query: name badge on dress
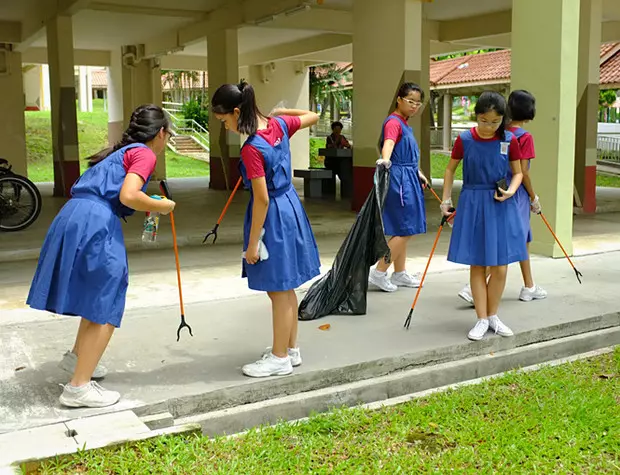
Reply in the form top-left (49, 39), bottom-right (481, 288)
top-left (500, 142), bottom-right (509, 155)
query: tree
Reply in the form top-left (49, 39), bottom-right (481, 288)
top-left (599, 89), bottom-right (618, 123)
top-left (434, 48), bottom-right (502, 62)
top-left (161, 70), bottom-right (201, 103)
top-left (309, 63), bottom-right (353, 122)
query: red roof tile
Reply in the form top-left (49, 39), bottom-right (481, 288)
top-left (429, 56), bottom-right (468, 84)
top-left (600, 48), bottom-right (620, 85)
top-left (91, 69), bottom-right (107, 88)
top-left (432, 50), bottom-right (511, 86)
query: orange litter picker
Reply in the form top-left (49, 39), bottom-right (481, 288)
top-left (203, 177), bottom-right (243, 244)
top-left (539, 212), bottom-right (583, 284)
top-left (159, 180), bottom-right (193, 341)
top-left (404, 209), bottom-right (455, 330)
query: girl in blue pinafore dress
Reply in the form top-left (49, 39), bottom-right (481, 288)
top-left (27, 105), bottom-right (175, 409)
top-left (211, 81), bottom-right (320, 379)
top-left (456, 90), bottom-right (547, 306)
top-left (368, 83), bottom-right (430, 293)
top-left (441, 91), bottom-right (528, 342)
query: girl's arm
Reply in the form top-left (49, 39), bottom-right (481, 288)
top-left (271, 108), bottom-right (319, 129)
top-left (120, 173), bottom-right (175, 214)
top-left (521, 160), bottom-right (537, 200)
top-left (441, 159), bottom-right (460, 215)
top-left (245, 177), bottom-right (270, 264)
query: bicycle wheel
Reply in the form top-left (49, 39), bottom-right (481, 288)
top-left (0, 174), bottom-right (42, 232)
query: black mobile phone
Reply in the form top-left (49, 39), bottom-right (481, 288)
top-left (495, 178), bottom-right (508, 196)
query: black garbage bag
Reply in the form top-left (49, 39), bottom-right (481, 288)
top-left (298, 167), bottom-right (390, 320)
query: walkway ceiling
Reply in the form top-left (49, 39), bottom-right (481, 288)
top-left (1, 0), bottom-right (620, 69)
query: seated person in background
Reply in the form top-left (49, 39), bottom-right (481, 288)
top-left (326, 121), bottom-right (351, 149)
top-left (324, 121), bottom-right (351, 179)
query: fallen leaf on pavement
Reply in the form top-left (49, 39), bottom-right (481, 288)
top-left (319, 324), bottom-right (331, 331)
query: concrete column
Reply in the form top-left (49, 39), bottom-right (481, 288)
top-left (207, 29), bottom-right (240, 190)
top-left (23, 65), bottom-right (41, 110)
top-left (47, 15), bottom-right (80, 197)
top-left (442, 93), bottom-right (452, 151)
top-left (0, 48), bottom-right (28, 177)
top-left (512, 0), bottom-right (580, 257)
top-left (574, 0), bottom-right (602, 214)
top-left (78, 66), bottom-right (93, 112)
top-left (121, 49), bottom-right (166, 179)
top-left (41, 64), bottom-right (51, 111)
top-left (352, 0), bottom-right (430, 211)
top-left (249, 61), bottom-right (310, 173)
top-left (107, 48), bottom-right (123, 145)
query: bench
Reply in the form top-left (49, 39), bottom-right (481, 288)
top-left (293, 168), bottom-right (336, 199)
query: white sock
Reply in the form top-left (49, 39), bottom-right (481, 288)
top-left (271, 353), bottom-right (289, 361)
top-left (527, 285), bottom-right (536, 291)
top-left (66, 383), bottom-right (89, 392)
top-left (487, 315), bottom-right (497, 320)
top-left (374, 269), bottom-right (387, 276)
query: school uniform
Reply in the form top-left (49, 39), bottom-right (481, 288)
top-left (447, 128), bottom-right (528, 267)
top-left (240, 116), bottom-right (320, 292)
top-left (379, 113), bottom-right (426, 237)
top-left (27, 143), bottom-right (155, 328)
top-left (508, 126), bottom-right (535, 243)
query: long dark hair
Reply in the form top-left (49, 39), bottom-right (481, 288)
top-left (86, 104), bottom-right (170, 167)
top-left (397, 82), bottom-right (425, 102)
top-left (211, 80), bottom-right (266, 135)
top-left (475, 91), bottom-right (507, 140)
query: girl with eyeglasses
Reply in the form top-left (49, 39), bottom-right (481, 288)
top-left (369, 82), bottom-right (430, 292)
top-left (441, 91), bottom-right (528, 341)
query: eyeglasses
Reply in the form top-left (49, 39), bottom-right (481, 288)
top-left (403, 98), bottom-right (423, 107)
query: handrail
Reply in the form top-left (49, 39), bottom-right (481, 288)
top-left (164, 108), bottom-right (210, 153)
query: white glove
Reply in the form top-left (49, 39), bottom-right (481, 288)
top-left (242, 228), bottom-right (269, 261)
top-left (375, 158), bottom-right (392, 169)
top-left (530, 195), bottom-right (542, 215)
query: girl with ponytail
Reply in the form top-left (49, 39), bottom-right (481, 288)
top-left (27, 104), bottom-right (175, 408)
top-left (211, 80), bottom-right (320, 378)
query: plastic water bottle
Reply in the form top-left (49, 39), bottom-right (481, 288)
top-left (142, 195), bottom-right (162, 243)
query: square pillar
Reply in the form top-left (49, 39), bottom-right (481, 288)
top-left (78, 66), bottom-right (93, 112)
top-left (207, 29), bottom-right (240, 190)
top-left (121, 48), bottom-right (166, 180)
top-left (352, 0), bottom-right (430, 211)
top-left (107, 49), bottom-right (123, 145)
top-left (442, 93), bottom-right (452, 151)
top-left (574, 0), bottom-right (602, 214)
top-left (512, 0), bottom-right (580, 257)
top-left (249, 61), bottom-right (310, 173)
top-left (47, 15), bottom-right (80, 197)
top-left (0, 48), bottom-right (28, 177)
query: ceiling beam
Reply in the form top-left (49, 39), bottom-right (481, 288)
top-left (88, 2), bottom-right (201, 18)
top-left (438, 10), bottom-right (512, 43)
top-left (240, 33), bottom-right (351, 66)
top-left (21, 47), bottom-right (111, 66)
top-left (253, 8), bottom-right (353, 33)
top-left (17, 0), bottom-right (92, 51)
top-left (0, 21), bottom-right (21, 44)
top-left (144, 0), bottom-right (322, 57)
top-left (602, 21), bottom-right (620, 42)
top-left (160, 54), bottom-right (209, 71)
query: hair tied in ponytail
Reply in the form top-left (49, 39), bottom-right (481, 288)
top-left (237, 79), bottom-right (248, 92)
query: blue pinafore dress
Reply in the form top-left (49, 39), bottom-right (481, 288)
top-left (240, 117), bottom-right (321, 292)
top-left (380, 115), bottom-right (426, 237)
top-left (447, 130), bottom-right (528, 267)
top-left (508, 127), bottom-right (532, 243)
top-left (26, 143), bottom-right (151, 327)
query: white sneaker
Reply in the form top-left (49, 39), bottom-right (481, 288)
top-left (59, 351), bottom-right (108, 380)
top-left (391, 271), bottom-right (422, 288)
top-left (369, 269), bottom-right (397, 292)
top-left (519, 285), bottom-right (548, 302)
top-left (242, 353), bottom-right (293, 378)
top-left (263, 347), bottom-right (302, 367)
top-left (458, 284), bottom-right (475, 305)
top-left (488, 315), bottom-right (514, 337)
top-left (467, 319), bottom-right (490, 341)
top-left (59, 381), bottom-right (120, 408)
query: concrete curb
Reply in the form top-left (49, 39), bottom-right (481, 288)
top-left (133, 312), bottom-right (620, 421)
top-left (176, 327), bottom-right (620, 437)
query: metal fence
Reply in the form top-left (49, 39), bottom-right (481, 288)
top-left (598, 133), bottom-right (620, 164)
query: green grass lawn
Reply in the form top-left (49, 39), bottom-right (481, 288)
top-left (37, 348), bottom-right (619, 474)
top-left (25, 99), bottom-right (208, 183)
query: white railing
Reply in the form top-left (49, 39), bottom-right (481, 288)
top-left (598, 133), bottom-right (620, 164)
top-left (163, 108), bottom-right (210, 153)
top-left (430, 126), bottom-right (470, 149)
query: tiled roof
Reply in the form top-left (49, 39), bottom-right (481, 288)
top-left (430, 44), bottom-right (620, 88)
top-left (431, 50), bottom-right (511, 86)
top-left (91, 68), bottom-right (107, 88)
